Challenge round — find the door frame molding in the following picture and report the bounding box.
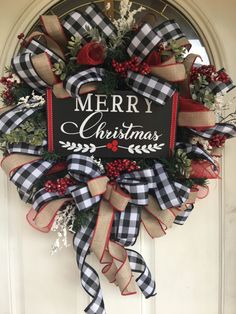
[0,1,233,314]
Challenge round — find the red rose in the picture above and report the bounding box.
[76,42,105,66]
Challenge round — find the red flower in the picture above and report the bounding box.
[76,41,105,66]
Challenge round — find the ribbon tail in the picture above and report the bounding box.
[127,249,156,298]
[74,216,107,314]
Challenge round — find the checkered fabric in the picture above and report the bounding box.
[154,19,185,43]
[127,24,161,61]
[174,204,194,225]
[0,103,43,134]
[32,187,71,212]
[84,3,116,38]
[74,215,106,314]
[176,142,216,167]
[10,159,54,195]
[127,249,156,298]
[65,67,104,98]
[7,142,45,156]
[119,162,190,210]
[17,189,32,204]
[67,154,103,211]
[25,39,63,64]
[207,69,235,95]
[152,163,190,209]
[126,71,175,106]
[69,185,101,211]
[63,11,92,39]
[67,154,101,181]
[111,204,141,247]
[12,54,47,93]
[190,123,236,139]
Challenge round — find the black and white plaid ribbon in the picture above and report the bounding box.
[12,54,48,93]
[67,154,190,211]
[126,71,175,106]
[174,204,194,225]
[112,204,141,247]
[127,23,161,61]
[7,142,45,156]
[10,159,55,195]
[85,3,116,38]
[63,11,92,39]
[74,215,106,314]
[154,19,186,44]
[65,67,104,98]
[119,162,190,210]
[74,211,156,314]
[190,123,236,139]
[0,103,43,134]
[176,142,216,167]
[32,187,71,211]
[127,249,156,298]
[24,39,63,64]
[207,69,235,95]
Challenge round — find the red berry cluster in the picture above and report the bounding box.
[112,56,151,77]
[209,134,227,148]
[106,140,119,152]
[0,75,15,105]
[190,65,229,84]
[44,177,76,195]
[106,159,140,180]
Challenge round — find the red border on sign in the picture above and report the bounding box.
[169,91,178,154]
[47,89,54,152]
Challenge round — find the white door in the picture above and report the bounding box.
[0,1,236,314]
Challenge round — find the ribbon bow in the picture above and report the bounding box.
[12,3,189,106]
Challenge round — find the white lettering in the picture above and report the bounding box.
[110,95,124,112]
[75,93,93,112]
[127,95,139,113]
[144,98,153,113]
[95,94,109,112]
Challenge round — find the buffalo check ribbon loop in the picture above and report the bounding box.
[11,3,190,105]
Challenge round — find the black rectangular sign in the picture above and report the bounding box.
[47,89,178,158]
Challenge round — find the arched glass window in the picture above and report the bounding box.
[28,0,210,65]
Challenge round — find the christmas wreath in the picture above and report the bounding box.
[0,1,236,313]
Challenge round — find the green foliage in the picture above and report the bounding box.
[0,112,46,148]
[67,36,82,60]
[190,74,216,108]
[52,61,67,81]
[73,204,98,232]
[159,148,192,180]
[162,40,187,62]
[84,25,103,42]
[97,70,119,95]
[42,151,64,162]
